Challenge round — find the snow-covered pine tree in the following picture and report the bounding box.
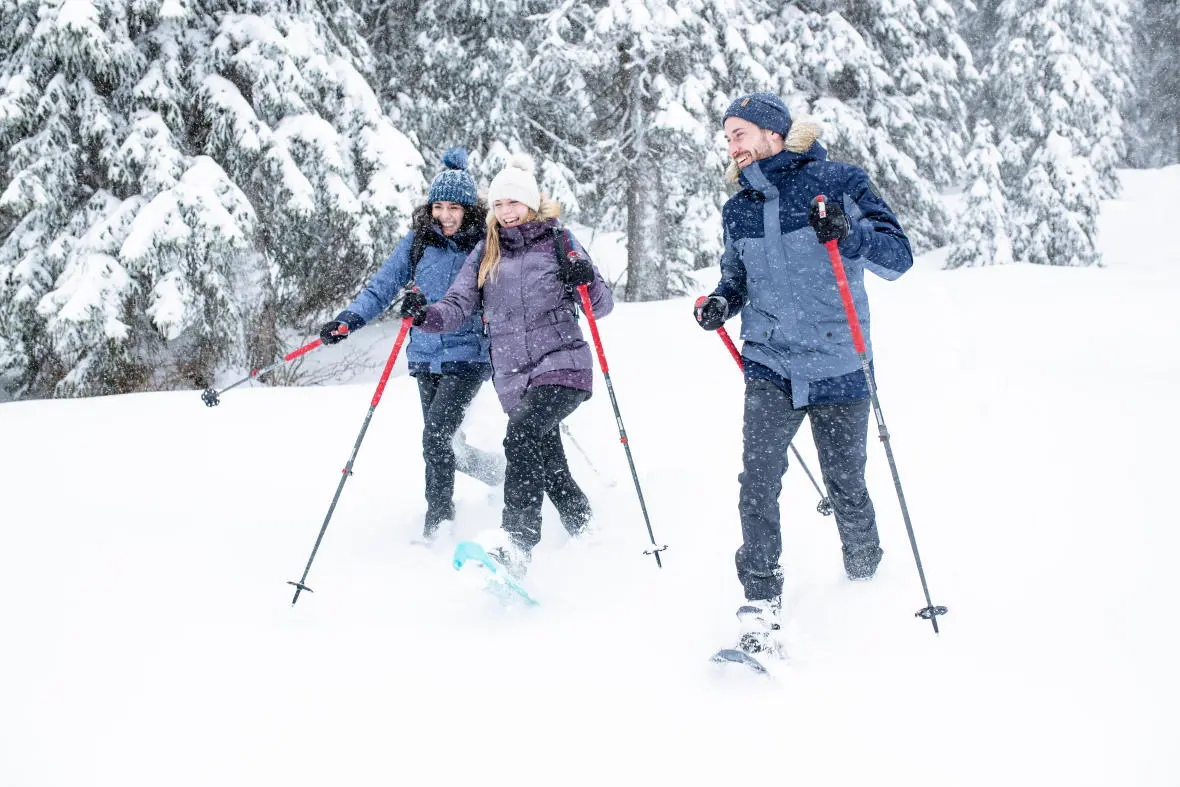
[534,0,729,301]
[1070,0,1132,197]
[1127,0,1179,166]
[759,0,976,251]
[1,0,424,398]
[362,2,543,182]
[946,119,1012,268]
[839,0,975,189]
[1022,131,1101,267]
[195,1,424,370]
[0,0,144,396]
[987,0,1117,266]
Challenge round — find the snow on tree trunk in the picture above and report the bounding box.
[624,115,666,302]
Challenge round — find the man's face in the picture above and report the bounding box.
[431,201,465,236]
[724,116,781,169]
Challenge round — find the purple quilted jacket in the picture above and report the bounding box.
[418,219,614,413]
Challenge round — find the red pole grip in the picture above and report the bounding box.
[283,333,333,363]
[695,296,743,371]
[370,318,412,407]
[823,240,867,355]
[577,284,609,374]
[814,195,867,355]
[717,326,744,371]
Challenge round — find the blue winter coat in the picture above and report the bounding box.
[710,140,913,407]
[338,219,490,376]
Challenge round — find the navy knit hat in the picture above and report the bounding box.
[427,147,478,206]
[723,92,792,137]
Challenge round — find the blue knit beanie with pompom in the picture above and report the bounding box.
[427,147,478,207]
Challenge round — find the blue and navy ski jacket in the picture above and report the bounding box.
[710,141,913,407]
[338,221,490,377]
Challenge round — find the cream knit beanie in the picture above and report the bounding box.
[488,153,541,211]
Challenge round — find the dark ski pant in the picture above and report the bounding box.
[501,385,592,550]
[737,379,879,601]
[417,373,487,525]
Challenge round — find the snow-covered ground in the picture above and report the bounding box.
[2,167,1178,786]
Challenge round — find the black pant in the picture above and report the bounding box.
[417,373,485,522]
[736,380,879,600]
[501,385,592,550]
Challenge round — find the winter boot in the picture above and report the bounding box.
[475,528,532,581]
[736,597,784,659]
[422,502,455,541]
[844,546,883,581]
[559,505,593,538]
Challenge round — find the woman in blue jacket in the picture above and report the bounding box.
[320,148,503,539]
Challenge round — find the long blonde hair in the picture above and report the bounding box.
[477,196,562,288]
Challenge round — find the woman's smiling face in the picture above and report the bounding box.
[493,199,530,227]
[431,201,465,236]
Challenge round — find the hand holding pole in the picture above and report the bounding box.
[814,194,947,632]
[201,330,344,407]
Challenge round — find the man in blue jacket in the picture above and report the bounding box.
[695,92,913,658]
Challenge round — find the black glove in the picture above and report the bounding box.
[399,289,428,326]
[557,254,595,287]
[319,321,349,345]
[694,295,728,331]
[320,311,364,344]
[808,195,851,245]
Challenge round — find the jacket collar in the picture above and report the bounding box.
[498,218,558,250]
[737,142,828,194]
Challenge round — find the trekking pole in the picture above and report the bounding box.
[560,422,616,487]
[288,316,412,605]
[814,195,947,632]
[559,234,666,567]
[695,297,833,517]
[202,331,344,407]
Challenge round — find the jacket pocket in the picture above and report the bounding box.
[815,319,861,350]
[739,305,774,344]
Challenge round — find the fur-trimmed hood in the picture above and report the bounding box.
[725,117,825,182]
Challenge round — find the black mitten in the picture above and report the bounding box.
[399,289,428,326]
[319,321,349,345]
[808,195,851,244]
[557,254,595,287]
[694,295,728,331]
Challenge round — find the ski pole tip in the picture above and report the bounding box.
[201,388,220,407]
[916,605,948,633]
[287,580,313,605]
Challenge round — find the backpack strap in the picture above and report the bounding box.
[470,239,488,335]
[552,225,581,318]
[552,226,574,267]
[408,229,428,282]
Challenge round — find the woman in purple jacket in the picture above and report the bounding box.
[399,154,614,578]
